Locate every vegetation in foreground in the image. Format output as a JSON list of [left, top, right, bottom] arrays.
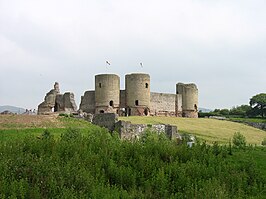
[[0, 128, 265, 199]]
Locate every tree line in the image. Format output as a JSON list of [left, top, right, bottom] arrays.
[[200, 93, 266, 118]]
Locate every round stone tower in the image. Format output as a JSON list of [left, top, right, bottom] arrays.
[[125, 73, 150, 116], [176, 83, 198, 118], [95, 74, 120, 114]]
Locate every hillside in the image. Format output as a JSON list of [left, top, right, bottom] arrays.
[[120, 116, 266, 145], [0, 105, 26, 114], [0, 115, 101, 142]]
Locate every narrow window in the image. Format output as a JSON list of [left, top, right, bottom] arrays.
[[135, 100, 139, 106], [109, 100, 114, 107], [145, 83, 148, 88], [194, 104, 198, 111], [99, 83, 102, 88]]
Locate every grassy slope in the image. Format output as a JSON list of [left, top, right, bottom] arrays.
[[0, 115, 265, 145], [120, 116, 266, 145], [0, 115, 102, 141]]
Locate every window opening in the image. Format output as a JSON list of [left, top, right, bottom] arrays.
[[144, 108, 149, 116], [194, 104, 198, 111], [109, 100, 114, 107]]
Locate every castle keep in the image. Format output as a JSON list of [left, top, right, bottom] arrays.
[[38, 73, 198, 118], [79, 73, 199, 118]]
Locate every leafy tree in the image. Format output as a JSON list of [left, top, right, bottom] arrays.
[[230, 105, 251, 117], [220, 109, 230, 116], [249, 93, 266, 117]]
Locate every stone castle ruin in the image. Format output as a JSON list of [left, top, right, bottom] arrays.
[[38, 82, 77, 115], [38, 73, 198, 118]]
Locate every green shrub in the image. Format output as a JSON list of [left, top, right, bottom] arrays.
[[232, 132, 246, 148], [58, 113, 74, 118], [262, 138, 266, 146], [41, 129, 53, 139]]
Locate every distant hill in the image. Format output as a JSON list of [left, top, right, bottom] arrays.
[[199, 108, 212, 113], [0, 105, 211, 114], [0, 105, 26, 114]]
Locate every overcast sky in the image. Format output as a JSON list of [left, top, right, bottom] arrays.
[[0, 0, 265, 110]]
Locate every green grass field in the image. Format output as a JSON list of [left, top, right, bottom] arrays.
[[120, 116, 266, 145], [0, 115, 101, 142]]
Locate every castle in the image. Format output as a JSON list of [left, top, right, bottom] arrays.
[[38, 73, 199, 118]]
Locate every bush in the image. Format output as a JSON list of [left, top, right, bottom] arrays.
[[232, 132, 246, 148], [262, 138, 266, 146], [59, 113, 74, 118]]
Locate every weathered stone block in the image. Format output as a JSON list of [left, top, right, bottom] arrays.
[[114, 120, 180, 141], [92, 113, 118, 131], [63, 92, 77, 113]]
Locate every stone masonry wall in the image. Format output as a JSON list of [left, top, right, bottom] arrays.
[[114, 120, 180, 140], [150, 92, 177, 116], [92, 113, 118, 131], [92, 113, 180, 141], [119, 90, 126, 109], [79, 91, 95, 114]]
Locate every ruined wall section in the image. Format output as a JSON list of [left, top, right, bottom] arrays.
[[55, 92, 77, 113], [92, 113, 118, 131], [119, 90, 126, 116], [63, 92, 77, 113], [79, 90, 95, 114], [175, 94, 183, 117], [115, 120, 180, 140], [150, 92, 176, 116], [95, 74, 120, 114], [119, 90, 126, 108], [125, 73, 150, 116], [38, 82, 60, 114], [55, 94, 64, 112], [176, 83, 198, 118]]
